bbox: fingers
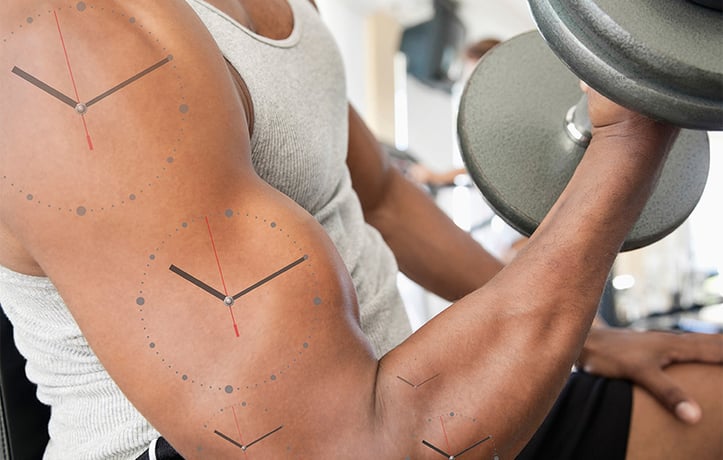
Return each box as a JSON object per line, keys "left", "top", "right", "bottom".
{"left": 635, "top": 367, "right": 702, "bottom": 425}
{"left": 578, "top": 79, "right": 639, "bottom": 130}
{"left": 674, "top": 400, "right": 702, "bottom": 425}
{"left": 670, "top": 332, "right": 723, "bottom": 364}
{"left": 636, "top": 331, "right": 721, "bottom": 424}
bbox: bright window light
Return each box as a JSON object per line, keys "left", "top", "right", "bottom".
{"left": 612, "top": 274, "right": 636, "bottom": 290}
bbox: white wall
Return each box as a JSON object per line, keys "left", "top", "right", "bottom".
{"left": 690, "top": 132, "right": 723, "bottom": 274}
{"left": 316, "top": 0, "right": 537, "bottom": 149}
{"left": 315, "top": 0, "right": 371, "bottom": 115}
{"left": 459, "top": 0, "right": 535, "bottom": 42}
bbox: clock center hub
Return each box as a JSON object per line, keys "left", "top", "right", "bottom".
{"left": 74, "top": 102, "right": 88, "bottom": 114}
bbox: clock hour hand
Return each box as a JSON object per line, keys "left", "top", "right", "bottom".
{"left": 169, "top": 264, "right": 226, "bottom": 302}
{"left": 11, "top": 66, "right": 77, "bottom": 109}
{"left": 85, "top": 55, "right": 173, "bottom": 108}
{"left": 422, "top": 440, "right": 452, "bottom": 458}
{"left": 231, "top": 255, "right": 308, "bottom": 301}
{"left": 213, "top": 430, "right": 244, "bottom": 450}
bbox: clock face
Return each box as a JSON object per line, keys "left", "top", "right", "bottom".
{"left": 135, "top": 208, "right": 325, "bottom": 395}
{"left": 391, "top": 367, "right": 499, "bottom": 459}
{"left": 1, "top": 1, "right": 188, "bottom": 216}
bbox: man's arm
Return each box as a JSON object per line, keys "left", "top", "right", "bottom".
{"left": 1, "top": 2, "right": 675, "bottom": 458}
{"left": 347, "top": 91, "right": 721, "bottom": 426}
{"left": 346, "top": 106, "right": 504, "bottom": 301}
{"left": 376, "top": 86, "right": 677, "bottom": 455}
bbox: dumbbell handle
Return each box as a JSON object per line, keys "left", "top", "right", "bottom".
{"left": 564, "top": 94, "right": 592, "bottom": 146}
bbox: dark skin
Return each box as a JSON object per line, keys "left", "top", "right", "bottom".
{"left": 0, "top": 1, "right": 720, "bottom": 459}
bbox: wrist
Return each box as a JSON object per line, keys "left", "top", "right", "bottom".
{"left": 592, "top": 115, "right": 679, "bottom": 156}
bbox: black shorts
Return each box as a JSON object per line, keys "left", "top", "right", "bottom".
{"left": 516, "top": 371, "right": 633, "bottom": 460}
{"left": 137, "top": 371, "right": 633, "bottom": 459}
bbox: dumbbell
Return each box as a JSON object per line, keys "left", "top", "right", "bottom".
{"left": 458, "top": 0, "right": 722, "bottom": 251}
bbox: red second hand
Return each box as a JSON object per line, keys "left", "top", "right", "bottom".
{"left": 232, "top": 406, "right": 249, "bottom": 458}
{"left": 205, "top": 216, "right": 240, "bottom": 337}
{"left": 440, "top": 416, "right": 451, "bottom": 455}
{"left": 54, "top": 10, "right": 94, "bottom": 150}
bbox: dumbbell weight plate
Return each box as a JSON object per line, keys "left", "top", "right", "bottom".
{"left": 528, "top": 0, "right": 723, "bottom": 130}
{"left": 458, "top": 31, "right": 710, "bottom": 251}
{"left": 689, "top": 0, "right": 723, "bottom": 11}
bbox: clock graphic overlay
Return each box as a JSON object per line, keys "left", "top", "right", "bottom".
{"left": 1, "top": 2, "right": 189, "bottom": 216}
{"left": 135, "top": 208, "right": 326, "bottom": 395}
{"left": 391, "top": 366, "right": 500, "bottom": 459}
{"left": 201, "top": 401, "right": 293, "bottom": 457}
{"left": 419, "top": 411, "right": 499, "bottom": 460}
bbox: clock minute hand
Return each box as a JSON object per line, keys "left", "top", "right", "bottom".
{"left": 453, "top": 435, "right": 491, "bottom": 458}
{"left": 169, "top": 264, "right": 226, "bottom": 301}
{"left": 85, "top": 55, "right": 173, "bottom": 108}
{"left": 11, "top": 66, "right": 78, "bottom": 108}
{"left": 242, "top": 425, "right": 284, "bottom": 451}
{"left": 231, "top": 255, "right": 308, "bottom": 301}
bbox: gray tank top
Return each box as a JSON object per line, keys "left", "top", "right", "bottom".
{"left": 0, "top": 0, "right": 411, "bottom": 458}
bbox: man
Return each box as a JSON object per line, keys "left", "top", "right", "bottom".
{"left": 0, "top": 1, "right": 720, "bottom": 459}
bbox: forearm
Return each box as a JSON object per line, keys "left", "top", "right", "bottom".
{"left": 374, "top": 118, "right": 678, "bottom": 457}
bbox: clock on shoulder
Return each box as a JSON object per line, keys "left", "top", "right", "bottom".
{"left": 1, "top": 1, "right": 189, "bottom": 216}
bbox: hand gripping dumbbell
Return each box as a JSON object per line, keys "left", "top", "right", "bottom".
{"left": 458, "top": 0, "right": 722, "bottom": 250}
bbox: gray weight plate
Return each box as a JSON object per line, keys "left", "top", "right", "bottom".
{"left": 458, "top": 31, "right": 710, "bottom": 251}
{"left": 689, "top": 0, "right": 723, "bottom": 11}
{"left": 528, "top": 0, "right": 723, "bottom": 130}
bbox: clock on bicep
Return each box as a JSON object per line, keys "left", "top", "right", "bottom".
{"left": 1, "top": 2, "right": 189, "bottom": 216}
{"left": 135, "top": 208, "right": 326, "bottom": 395}
{"left": 199, "top": 400, "right": 293, "bottom": 457}
{"left": 417, "top": 411, "right": 499, "bottom": 460}
{"left": 391, "top": 367, "right": 500, "bottom": 459}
